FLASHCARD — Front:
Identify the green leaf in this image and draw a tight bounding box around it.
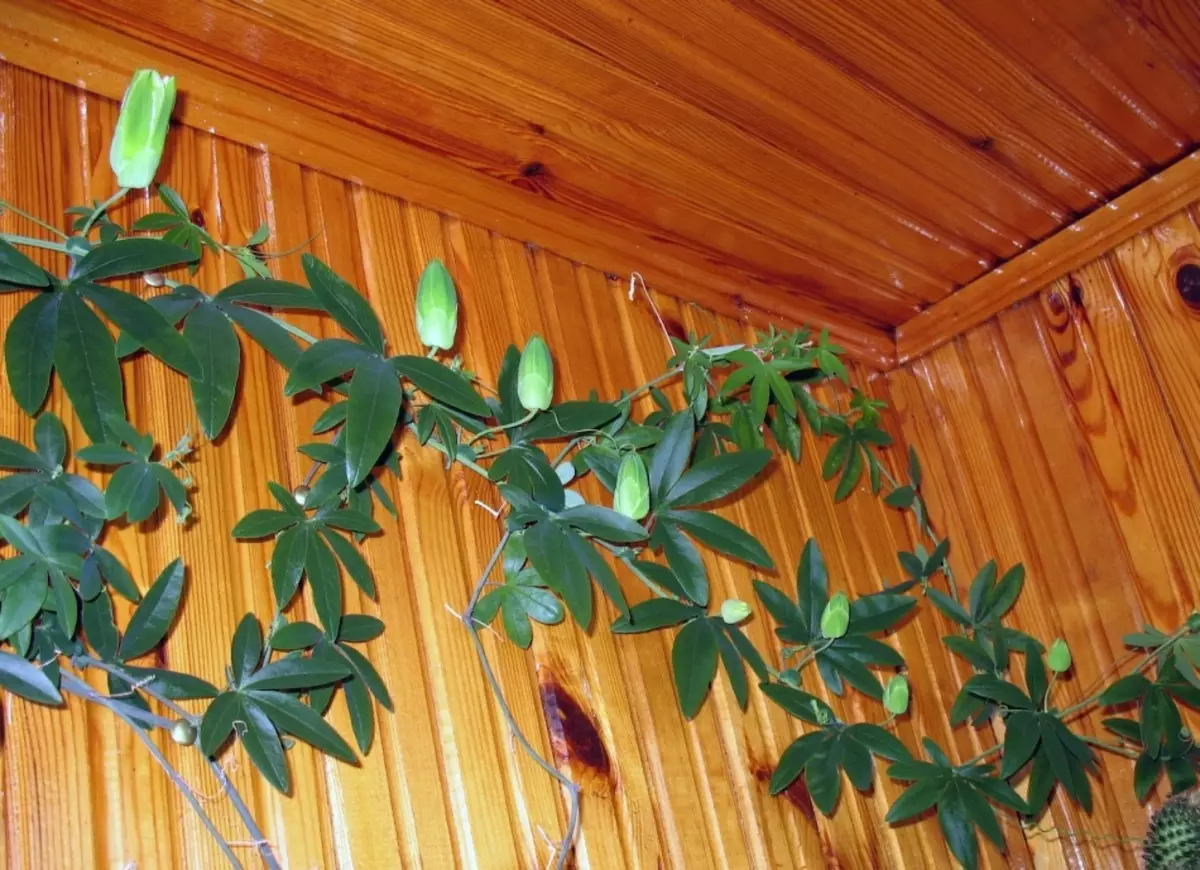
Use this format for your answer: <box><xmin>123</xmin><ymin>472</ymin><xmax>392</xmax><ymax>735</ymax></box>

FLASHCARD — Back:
<box><xmin>344</xmin><ymin>673</ymin><xmax>374</xmax><ymax>753</ymax></box>
<box><xmin>94</xmin><ymin>547</ymin><xmax>139</xmax><ymax>602</ymax></box>
<box><xmin>761</xmin><ymin>682</ymin><xmax>837</xmax><ymax>725</ymax></box>
<box><xmin>271</xmin><ymin>620</ymin><xmax>324</xmax><ymax>651</ymax></box>
<box><xmin>321</xmin><ymin>529</ymin><xmax>375</xmax><ymax>598</ymax></box>
<box><xmin>722</xmin><ymin>622</ymin><xmax>770</xmax><ymax>681</ymax></box>
<box><xmin>238</xmin><ymin>697</ymin><xmax>290</xmax><ymax>793</ymax></box>
<box><xmin>981</xmin><ymin>564</ymin><xmax>1024</xmax><ymax>621</ymax></box>
<box><xmin>713</xmin><ymin>625</ymin><xmax>748</xmax><ymax>709</ymax></box>
<box><xmin>120</xmin><ymin>559</ymin><xmax>185</xmax><ymax>659</ymax></box>
<box><xmin>833</xmin><ymin>445</ymin><xmax>864</xmax><ymax>501</ymax></box>
<box><xmin>672</xmin><ymin>617</ymin><xmax>719</xmax><ymax>718</ymax></box>
<box><xmin>285</xmin><ymin>339</ymin><xmax>371</xmax><ymax>396</ymax></box>
<box><xmin>848</xmin><ymin>723</ymin><xmax>911</xmax><ymax>762</ymax></box>
<box><xmin>182</xmin><ymin>302</ymin><xmax>241</xmax><ymax>439</ymax></box>
<box><xmin>520</xmin><ymin>401</ymin><xmax>620</xmax><ymax>440</ymax></box>
<box><xmin>556</xmin><ymin>504</ymin><xmax>647</xmax><ymax>543</ymax></box>
<box><xmin>567</xmin><ymin>535</ymin><xmax>628</xmax><ymax>617</ymax></box>
<box><xmin>243</xmin><ymin>654</ymin><xmax>350</xmax><ymax>691</ymax></box>
<box><xmin>1134</xmin><ymin>752</ymin><xmax>1162</xmax><ymax>802</ymax></box>
<box><xmin>885</xmin><ymin>777</ymin><xmax>946</xmax><ymax>824</ymax></box>
<box><xmin>664</xmin><ymin>449</ymin><xmax>771</xmax><ymax>508</ymax></box>
<box><xmin>0</xmin><ymin>435</ymin><xmax>49</xmax><ymax>472</ymax></box>
<box><xmin>927</xmin><ymin>588</ymin><xmax>972</xmax><ymax>627</ymax></box>
<box><xmin>666</xmin><ymin>510</ymin><xmax>774</xmax><ymax>569</ymax></box>
<box><xmin>216</xmin><ymin>277</ymin><xmax>324</xmax><ymax>310</ymax></box>
<box><xmin>55</xmin><ymin>291</ymin><xmax>125</xmax><ymax>443</ymax></box>
<box><xmin>306</xmin><ymin>535</ymin><xmax>343</xmax><ymax>638</ymax></box>
<box><xmin>0</xmin><ymin>648</ymin><xmax>61</xmax><ymax>705</ymax></box>
<box><xmin>338</xmin><ymin>614</ymin><xmax>385</xmax><ymax>643</ymax></box>
<box><xmin>230</xmin><ymin>614</ymin><xmax>263</xmax><ymax>685</ymax></box>
<box><xmin>232</xmin><ymin>509</ymin><xmax>298</xmax><ymax>539</ymax></box>
<box><xmin>312</xmin><ymin>401</ymin><xmax>349</xmax><ymax>434</ymax></box>
<box><xmin>610</xmin><ymin>598</ymin><xmax>699</xmax><ymax>633</ymax></box>
<box><xmin>796</xmin><ymin>538</ymin><xmax>828</xmax><ymax>633</ymax></box>
<box><xmin>6</xmin><ymin>292</ymin><xmax>59</xmax><ymax>416</ymax></box>
<box><xmin>525</xmin><ymin>521</ymin><xmax>591</xmax><ymax>628</ymax></box>
<box><xmin>49</xmin><ymin>567</ymin><xmax>77</xmax><ymax>638</ymax></box>
<box><xmin>321</xmin><ymin>509</ymin><xmax>380</xmax><ymax>535</ymax></box>
<box><xmin>770</xmin><ymin>732</ymin><xmax>825</xmax><ymax>794</ymax></box>
<box><xmin>339</xmin><ymin>643</ymin><xmax>392</xmax><ymax>710</ymax></box>
<box><xmin>937</xmin><ymin>785</ymin><xmax>979</xmax><ymax>870</ymax></box>
<box><xmin>967</xmin><ymin>561</ymin><xmax>996</xmax><ymax>623</ymax></box>
<box><xmin>222</xmin><ymin>303</ymin><xmax>303</xmax><ymax>370</ymax></box>
<box><xmin>344</xmin><ymin>356</ymin><xmax>401</xmax><ymax>487</ymax></box>
<box><xmin>806</xmin><ymin>747</ymin><xmax>843</xmax><ymax>816</ymax></box>
<box><xmin>390</xmin><ymin>355</ymin><xmax>489</xmax><ymax>418</ymax></box>
<box><xmin>654</xmin><ymin>520</ymin><xmax>709</xmax><ymax>606</ymax></box>
<box><xmin>78</xmin><ymin>282</ymin><xmax>201</xmax><ymax>378</ymax></box>
<box><xmin>1001</xmin><ymin>711</ymin><xmax>1041</xmax><ymax>777</ymax></box>
<box><xmin>302</xmin><ymin>254</ymin><xmax>384</xmax><ymax>352</ymax></box>
<box><xmin>82</xmin><ymin>590</ymin><xmax>119</xmax><ymax>660</ymax></box>
<box><xmin>943</xmin><ymin>635</ymin><xmax>995</xmax><ymax>671</ymax></box>
<box><xmin>0</xmin><ymin>239</ymin><xmax>49</xmax><ymax>286</ymax></box>
<box><xmin>73</xmin><ymin>238</ymin><xmax>198</xmax><ymax>281</ymax></box>
<box><xmin>33</xmin><ymin>414</ymin><xmax>66</xmax><ymax>469</ymax></box>
<box><xmin>1098</xmin><ymin>673</ymin><xmax>1151</xmax><ymax>707</ymax></box>
<box><xmin>963</xmin><ymin>674</ymin><xmax>1033</xmax><ymax>710</ymax></box>
<box><xmin>649</xmin><ymin>412</ymin><xmax>695</xmax><ymax>503</ymax></box>
<box><xmin>199</xmin><ymin>691</ymin><xmax>241</xmax><ymax>756</ymax></box>
<box><xmin>246</xmin><ymin>689</ymin><xmax>357</xmax><ymax>763</ymax></box>
<box><xmin>958</xmin><ymin>781</ymin><xmax>1005</xmax><ymax>851</ymax></box>
<box><xmin>848</xmin><ymin>592</ymin><xmax>915</xmax><ymax>635</ymax></box>
<box><xmin>0</xmin><ymin>570</ymin><xmax>47</xmax><ymax>643</ymax></box>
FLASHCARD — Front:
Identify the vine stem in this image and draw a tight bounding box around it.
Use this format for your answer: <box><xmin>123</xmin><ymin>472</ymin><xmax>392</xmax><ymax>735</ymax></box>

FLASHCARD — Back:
<box><xmin>461</xmin><ymin>531</ymin><xmax>582</xmax><ymax>869</ymax></box>
<box><xmin>0</xmin><ymin>233</ymin><xmax>69</xmax><ymax>253</ymax></box>
<box><xmin>0</xmin><ymin>199</ymin><xmax>68</xmax><ymax>238</ymax></box>
<box><xmin>58</xmin><ymin>671</ymin><xmax>245</xmax><ymax>870</ymax></box>
<box><xmin>74</xmin><ymin>656</ymin><xmax>283</xmax><ymax>870</ymax></box>
<box><xmin>80</xmin><ymin>188</ymin><xmax>129</xmax><ymax>236</ymax></box>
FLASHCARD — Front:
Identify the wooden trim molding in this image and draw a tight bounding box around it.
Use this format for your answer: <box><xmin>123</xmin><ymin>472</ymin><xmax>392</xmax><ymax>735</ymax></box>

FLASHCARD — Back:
<box><xmin>0</xmin><ymin>0</ymin><xmax>896</xmax><ymax>366</ymax></box>
<box><xmin>894</xmin><ymin>150</ymin><xmax>1200</xmax><ymax>365</ymax></box>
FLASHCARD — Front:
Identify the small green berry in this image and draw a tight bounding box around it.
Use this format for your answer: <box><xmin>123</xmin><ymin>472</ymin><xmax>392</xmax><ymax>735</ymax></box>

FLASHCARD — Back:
<box><xmin>170</xmin><ymin>720</ymin><xmax>197</xmax><ymax>746</ymax></box>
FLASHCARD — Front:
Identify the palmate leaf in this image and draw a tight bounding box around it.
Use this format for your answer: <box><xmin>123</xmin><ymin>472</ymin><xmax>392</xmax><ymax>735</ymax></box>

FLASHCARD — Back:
<box><xmin>119</xmin><ymin>558</ymin><xmax>185</xmax><ymax>660</ymax></box>
<box><xmin>72</xmin><ymin>238</ymin><xmax>199</xmax><ymax>282</ymax></box>
<box><xmin>344</xmin><ymin>356</ymin><xmax>401</xmax><ymax>487</ymax></box>
<box><xmin>390</xmin><ymin>355</ymin><xmax>490</xmax><ymax>418</ymax></box>
<box><xmin>5</xmin><ymin>292</ymin><xmax>59</xmax><ymax>416</ymax></box>
<box><xmin>78</xmin><ymin>282</ymin><xmax>201</xmax><ymax>378</ymax></box>
<box><xmin>672</xmin><ymin>617</ymin><xmax>719</xmax><ymax>718</ymax></box>
<box><xmin>183</xmin><ymin>301</ymin><xmax>241</xmax><ymax>439</ymax></box>
<box><xmin>649</xmin><ymin>412</ymin><xmax>694</xmax><ymax>504</ymax></box>
<box><xmin>0</xmin><ymin>238</ymin><xmax>49</xmax><ymax>286</ymax></box>
<box><xmin>55</xmin><ymin>290</ymin><xmax>126</xmax><ymax>444</ymax></box>
<box><xmin>302</xmin><ymin>254</ymin><xmax>385</xmax><ymax>353</ymax></box>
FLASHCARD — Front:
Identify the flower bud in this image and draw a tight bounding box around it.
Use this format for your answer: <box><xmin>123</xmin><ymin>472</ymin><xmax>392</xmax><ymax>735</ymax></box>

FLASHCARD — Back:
<box><xmin>292</xmin><ymin>485</ymin><xmax>310</xmax><ymax>507</ymax></box>
<box><xmin>517</xmin><ymin>335</ymin><xmax>554</xmax><ymax>412</ymax></box>
<box><xmin>415</xmin><ymin>259</ymin><xmax>458</xmax><ymax>350</ymax></box>
<box><xmin>883</xmin><ymin>674</ymin><xmax>910</xmax><ymax>715</ymax></box>
<box><xmin>109</xmin><ymin>69</ymin><xmax>176</xmax><ymax>190</ymax></box>
<box><xmin>612</xmin><ymin>452</ymin><xmax>649</xmax><ymax>521</ymax></box>
<box><xmin>820</xmin><ymin>592</ymin><xmax>850</xmax><ymax>639</ymax></box>
<box><xmin>170</xmin><ymin>719</ymin><xmax>197</xmax><ymax>746</ymax></box>
<box><xmin>1048</xmin><ymin>638</ymin><xmax>1072</xmax><ymax>674</ymax></box>
<box><xmin>720</xmin><ymin>599</ymin><xmax>752</xmax><ymax>625</ymax></box>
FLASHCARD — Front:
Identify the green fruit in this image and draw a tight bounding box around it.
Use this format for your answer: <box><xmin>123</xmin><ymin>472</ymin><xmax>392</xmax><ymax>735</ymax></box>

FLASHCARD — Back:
<box><xmin>414</xmin><ymin>259</ymin><xmax>458</xmax><ymax>350</ymax></box>
<box><xmin>170</xmin><ymin>719</ymin><xmax>197</xmax><ymax>746</ymax></box>
<box><xmin>1144</xmin><ymin>789</ymin><xmax>1200</xmax><ymax>870</ymax></box>
<box><xmin>883</xmin><ymin>674</ymin><xmax>910</xmax><ymax>715</ymax></box>
<box><xmin>1047</xmin><ymin>637</ymin><xmax>1072</xmax><ymax>674</ymax></box>
<box><xmin>820</xmin><ymin>592</ymin><xmax>850</xmax><ymax>639</ymax></box>
<box><xmin>517</xmin><ymin>335</ymin><xmax>554</xmax><ymax>412</ymax></box>
<box><xmin>612</xmin><ymin>452</ymin><xmax>649</xmax><ymax>521</ymax></box>
<box><xmin>109</xmin><ymin>69</ymin><xmax>176</xmax><ymax>189</ymax></box>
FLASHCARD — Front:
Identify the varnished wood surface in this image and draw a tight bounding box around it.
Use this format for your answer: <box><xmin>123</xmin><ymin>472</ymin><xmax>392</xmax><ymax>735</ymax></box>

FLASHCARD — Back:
<box><xmin>886</xmin><ymin>202</ymin><xmax>1200</xmax><ymax>869</ymax></box>
<box><xmin>4</xmin><ymin>0</ymin><xmax>1199</xmax><ymax>341</ymax></box>
<box><xmin>0</xmin><ymin>64</ymin><xmax>1191</xmax><ymax>870</ymax></box>
<box><xmin>895</xmin><ymin>151</ymin><xmax>1200</xmax><ymax>364</ymax></box>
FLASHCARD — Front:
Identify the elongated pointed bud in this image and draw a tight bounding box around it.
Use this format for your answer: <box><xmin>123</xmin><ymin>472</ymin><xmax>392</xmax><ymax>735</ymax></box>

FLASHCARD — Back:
<box><xmin>1048</xmin><ymin>638</ymin><xmax>1072</xmax><ymax>673</ymax></box>
<box><xmin>415</xmin><ymin>259</ymin><xmax>458</xmax><ymax>350</ymax></box>
<box><xmin>109</xmin><ymin>69</ymin><xmax>176</xmax><ymax>189</ymax></box>
<box><xmin>883</xmin><ymin>674</ymin><xmax>910</xmax><ymax>715</ymax></box>
<box><xmin>720</xmin><ymin>599</ymin><xmax>752</xmax><ymax>625</ymax></box>
<box><xmin>612</xmin><ymin>452</ymin><xmax>649</xmax><ymax>520</ymax></box>
<box><xmin>820</xmin><ymin>592</ymin><xmax>850</xmax><ymax>639</ymax></box>
<box><xmin>517</xmin><ymin>335</ymin><xmax>554</xmax><ymax>412</ymax></box>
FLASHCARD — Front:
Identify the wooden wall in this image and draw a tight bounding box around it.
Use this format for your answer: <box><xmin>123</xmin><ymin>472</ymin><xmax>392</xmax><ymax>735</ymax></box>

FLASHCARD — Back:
<box><xmin>884</xmin><ymin>202</ymin><xmax>1200</xmax><ymax>867</ymax></box>
<box><xmin>2</xmin><ymin>60</ymin><xmax>1194</xmax><ymax>870</ymax></box>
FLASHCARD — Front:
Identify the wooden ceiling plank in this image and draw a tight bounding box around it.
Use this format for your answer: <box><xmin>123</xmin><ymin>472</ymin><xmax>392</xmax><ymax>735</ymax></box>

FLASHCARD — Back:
<box><xmin>40</xmin><ymin>0</ymin><xmax>967</xmax><ymax>303</ymax></box>
<box><xmin>494</xmin><ymin>0</ymin><xmax>1023</xmax><ymax>269</ymax></box>
<box><xmin>895</xmin><ymin>151</ymin><xmax>1200</xmax><ymax>364</ymax></box>
<box><xmin>739</xmin><ymin>0</ymin><xmax>1146</xmax><ymax>210</ymax></box>
<box><xmin>0</xmin><ymin>0</ymin><xmax>896</xmax><ymax>365</ymax></box>
<box><xmin>941</xmin><ymin>0</ymin><xmax>1190</xmax><ymax>165</ymax></box>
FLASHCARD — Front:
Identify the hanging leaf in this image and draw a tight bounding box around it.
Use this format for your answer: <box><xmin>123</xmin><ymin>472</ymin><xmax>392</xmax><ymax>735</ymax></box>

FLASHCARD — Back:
<box><xmin>0</xmin><ymin>239</ymin><xmax>49</xmax><ymax>286</ymax></box>
<box><xmin>222</xmin><ymin>303</ymin><xmax>303</xmax><ymax>370</ymax></box>
<box><xmin>665</xmin><ymin>510</ymin><xmax>774</xmax><ymax>569</ymax></box>
<box><xmin>78</xmin><ymin>282</ymin><xmax>201</xmax><ymax>377</ymax></box>
<box><xmin>54</xmin><ymin>291</ymin><xmax>125</xmax><ymax>443</ymax></box>
<box><xmin>0</xmin><ymin>649</ymin><xmax>62</xmax><ymax>705</ymax></box>
<box><xmin>665</xmin><ymin>449</ymin><xmax>771</xmax><ymax>508</ymax></box>
<box><xmin>649</xmin><ymin>412</ymin><xmax>694</xmax><ymax>503</ymax></box>
<box><xmin>246</xmin><ymin>689</ymin><xmax>357</xmax><ymax>763</ymax></box>
<box><xmin>653</xmin><ymin>520</ymin><xmax>709</xmax><ymax>606</ymax></box>
<box><xmin>306</xmin><ymin>535</ymin><xmax>343</xmax><ymax>638</ymax></box>
<box><xmin>301</xmin><ymin>255</ymin><xmax>384</xmax><ymax>351</ymax></box>
<box><xmin>284</xmin><ymin>339</ymin><xmax>372</xmax><ymax>397</ymax></box>
<box><xmin>215</xmin><ymin>277</ymin><xmax>324</xmax><ymax>310</ymax></box>
<box><xmin>344</xmin><ymin>356</ymin><xmax>401</xmax><ymax>487</ymax></box>
<box><xmin>238</xmin><ymin>697</ymin><xmax>291</xmax><ymax>793</ymax></box>
<box><xmin>5</xmin><ymin>292</ymin><xmax>59</xmax><ymax>416</ymax></box>
<box><xmin>390</xmin><ymin>356</ymin><xmax>490</xmax><ymax>418</ymax></box>
<box><xmin>119</xmin><ymin>558</ymin><xmax>185</xmax><ymax>659</ymax></box>
<box><xmin>72</xmin><ymin>238</ymin><xmax>198</xmax><ymax>281</ymax></box>
<box><xmin>672</xmin><ymin>617</ymin><xmax>719</xmax><ymax>718</ymax></box>
<box><xmin>184</xmin><ymin>302</ymin><xmax>241</xmax><ymax>439</ymax></box>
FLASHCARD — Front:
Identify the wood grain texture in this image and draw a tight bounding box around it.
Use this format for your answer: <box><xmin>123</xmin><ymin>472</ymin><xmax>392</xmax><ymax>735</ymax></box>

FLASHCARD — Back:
<box><xmin>3</xmin><ymin>0</ymin><xmax>1199</xmax><ymax>341</ymax></box>
<box><xmin>886</xmin><ymin>200</ymin><xmax>1200</xmax><ymax>868</ymax></box>
<box><xmin>896</xmin><ymin>151</ymin><xmax>1200</xmax><ymax>364</ymax></box>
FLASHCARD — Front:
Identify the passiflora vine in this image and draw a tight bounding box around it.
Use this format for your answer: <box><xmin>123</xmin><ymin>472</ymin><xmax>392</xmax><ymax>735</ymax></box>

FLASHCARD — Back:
<box><xmin>0</xmin><ymin>68</ymin><xmax>1196</xmax><ymax>870</ymax></box>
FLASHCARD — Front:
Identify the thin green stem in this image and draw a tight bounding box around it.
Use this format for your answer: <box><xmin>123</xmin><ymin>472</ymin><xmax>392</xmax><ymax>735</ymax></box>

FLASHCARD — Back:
<box><xmin>1058</xmin><ymin>627</ymin><xmax>1190</xmax><ymax>723</ymax></box>
<box><xmin>467</xmin><ymin>408</ymin><xmax>536</xmax><ymax>446</ymax></box>
<box><xmin>1079</xmin><ymin>735</ymin><xmax>1140</xmax><ymax>760</ymax></box>
<box><xmin>960</xmin><ymin>743</ymin><xmax>1003</xmax><ymax>768</ymax></box>
<box><xmin>80</xmin><ymin>188</ymin><xmax>129</xmax><ymax>236</ymax></box>
<box><xmin>0</xmin><ymin>199</ymin><xmax>68</xmax><ymax>238</ymax></box>
<box><xmin>59</xmin><ymin>671</ymin><xmax>245</xmax><ymax>870</ymax></box>
<box><xmin>461</xmin><ymin>532</ymin><xmax>581</xmax><ymax>869</ymax></box>
<box><xmin>0</xmin><ymin>233</ymin><xmax>68</xmax><ymax>253</ymax></box>
<box><xmin>615</xmin><ymin>365</ymin><xmax>683</xmax><ymax>406</ymax></box>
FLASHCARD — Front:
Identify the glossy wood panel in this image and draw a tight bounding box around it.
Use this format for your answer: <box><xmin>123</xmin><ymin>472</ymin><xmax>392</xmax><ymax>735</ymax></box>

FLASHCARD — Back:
<box><xmin>885</xmin><ymin>201</ymin><xmax>1200</xmax><ymax>868</ymax></box>
<box><xmin>4</xmin><ymin>0</ymin><xmax>1198</xmax><ymax>337</ymax></box>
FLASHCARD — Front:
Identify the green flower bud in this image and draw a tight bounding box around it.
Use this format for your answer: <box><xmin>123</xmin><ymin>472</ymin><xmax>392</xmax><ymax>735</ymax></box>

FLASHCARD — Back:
<box><xmin>517</xmin><ymin>335</ymin><xmax>554</xmax><ymax>412</ymax></box>
<box><xmin>1048</xmin><ymin>637</ymin><xmax>1072</xmax><ymax>673</ymax></box>
<box><xmin>720</xmin><ymin>599</ymin><xmax>752</xmax><ymax>625</ymax></box>
<box><xmin>883</xmin><ymin>674</ymin><xmax>910</xmax><ymax>716</ymax></box>
<box><xmin>612</xmin><ymin>452</ymin><xmax>649</xmax><ymax>520</ymax></box>
<box><xmin>820</xmin><ymin>592</ymin><xmax>850</xmax><ymax>639</ymax></box>
<box><xmin>415</xmin><ymin>259</ymin><xmax>458</xmax><ymax>350</ymax></box>
<box><xmin>170</xmin><ymin>719</ymin><xmax>197</xmax><ymax>746</ymax></box>
<box><xmin>109</xmin><ymin>69</ymin><xmax>176</xmax><ymax>190</ymax></box>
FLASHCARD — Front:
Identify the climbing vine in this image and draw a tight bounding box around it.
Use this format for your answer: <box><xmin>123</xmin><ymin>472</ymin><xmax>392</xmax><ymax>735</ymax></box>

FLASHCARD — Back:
<box><xmin>0</xmin><ymin>68</ymin><xmax>1196</xmax><ymax>869</ymax></box>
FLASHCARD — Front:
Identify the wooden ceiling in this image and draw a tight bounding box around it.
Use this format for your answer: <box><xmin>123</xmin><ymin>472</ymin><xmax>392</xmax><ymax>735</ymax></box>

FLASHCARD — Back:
<box><xmin>9</xmin><ymin>0</ymin><xmax>1200</xmax><ymax>360</ymax></box>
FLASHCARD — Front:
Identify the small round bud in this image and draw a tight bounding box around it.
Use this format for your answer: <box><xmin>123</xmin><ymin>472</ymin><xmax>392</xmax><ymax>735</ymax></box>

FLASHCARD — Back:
<box><xmin>170</xmin><ymin>719</ymin><xmax>197</xmax><ymax>746</ymax></box>
<box><xmin>1048</xmin><ymin>637</ymin><xmax>1072</xmax><ymax>674</ymax></box>
<box><xmin>883</xmin><ymin>674</ymin><xmax>910</xmax><ymax>716</ymax></box>
<box><xmin>144</xmin><ymin>271</ymin><xmax>165</xmax><ymax>287</ymax></box>
<box><xmin>720</xmin><ymin>599</ymin><xmax>752</xmax><ymax>625</ymax></box>
<box><xmin>820</xmin><ymin>592</ymin><xmax>850</xmax><ymax>640</ymax></box>
<box><xmin>293</xmin><ymin>485</ymin><xmax>310</xmax><ymax>507</ymax></box>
